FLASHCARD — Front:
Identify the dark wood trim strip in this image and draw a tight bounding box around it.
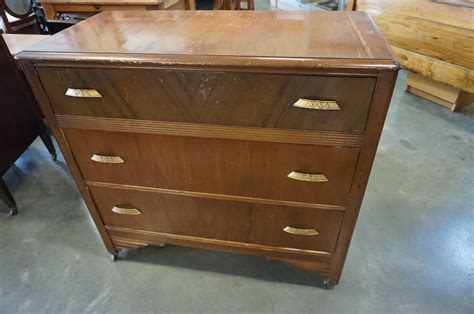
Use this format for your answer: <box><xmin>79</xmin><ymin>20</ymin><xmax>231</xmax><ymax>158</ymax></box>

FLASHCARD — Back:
<box><xmin>84</xmin><ymin>181</ymin><xmax>347</xmax><ymax>211</ymax></box>
<box><xmin>31</xmin><ymin>61</ymin><xmax>380</xmax><ymax>77</ymax></box>
<box><xmin>328</xmin><ymin>71</ymin><xmax>399</xmax><ymax>284</ymax></box>
<box><xmin>20</xmin><ymin>61</ymin><xmax>118</xmax><ymax>256</ymax></box>
<box><xmin>106</xmin><ymin>226</ymin><xmax>335</xmax><ymax>261</ymax></box>
<box><xmin>16</xmin><ymin>52</ymin><xmax>400</xmax><ymax>72</ymax></box>
<box><xmin>56</xmin><ymin>115</ymin><xmax>364</xmax><ymax>147</ymax></box>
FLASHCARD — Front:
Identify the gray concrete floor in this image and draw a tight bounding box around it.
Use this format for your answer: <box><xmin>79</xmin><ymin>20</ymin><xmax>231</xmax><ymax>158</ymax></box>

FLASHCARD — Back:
<box><xmin>0</xmin><ymin>71</ymin><xmax>473</xmax><ymax>313</ymax></box>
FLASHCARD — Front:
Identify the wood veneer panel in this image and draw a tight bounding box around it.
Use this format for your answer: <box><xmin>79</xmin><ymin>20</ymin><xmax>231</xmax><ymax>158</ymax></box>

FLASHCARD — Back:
<box><xmin>64</xmin><ymin>129</ymin><xmax>359</xmax><ymax>206</ymax></box>
<box><xmin>90</xmin><ymin>185</ymin><xmax>344</xmax><ymax>253</ymax></box>
<box><xmin>38</xmin><ymin>67</ymin><xmax>376</xmax><ymax>133</ymax></box>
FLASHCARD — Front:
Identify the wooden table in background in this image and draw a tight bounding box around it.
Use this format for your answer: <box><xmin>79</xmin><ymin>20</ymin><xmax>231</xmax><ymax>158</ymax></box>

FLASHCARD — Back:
<box><xmin>38</xmin><ymin>0</ymin><xmax>195</xmax><ymax>20</ymax></box>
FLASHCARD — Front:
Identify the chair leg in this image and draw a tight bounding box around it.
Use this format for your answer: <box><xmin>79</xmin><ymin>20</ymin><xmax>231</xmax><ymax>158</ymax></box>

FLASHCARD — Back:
<box><xmin>0</xmin><ymin>178</ymin><xmax>17</xmax><ymax>216</ymax></box>
<box><xmin>248</xmin><ymin>0</ymin><xmax>254</xmax><ymax>10</ymax></box>
<box><xmin>39</xmin><ymin>128</ymin><xmax>57</xmax><ymax>161</ymax></box>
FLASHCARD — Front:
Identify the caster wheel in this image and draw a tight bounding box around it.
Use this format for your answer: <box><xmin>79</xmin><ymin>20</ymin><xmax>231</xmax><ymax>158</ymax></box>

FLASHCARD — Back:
<box><xmin>111</xmin><ymin>254</ymin><xmax>118</xmax><ymax>261</ymax></box>
<box><xmin>52</xmin><ymin>153</ymin><xmax>57</xmax><ymax>162</ymax></box>
<box><xmin>322</xmin><ymin>280</ymin><xmax>334</xmax><ymax>289</ymax></box>
<box><xmin>9</xmin><ymin>207</ymin><xmax>18</xmax><ymax>216</ymax></box>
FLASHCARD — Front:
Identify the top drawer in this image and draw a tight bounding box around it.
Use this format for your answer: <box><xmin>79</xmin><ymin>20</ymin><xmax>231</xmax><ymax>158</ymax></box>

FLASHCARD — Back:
<box><xmin>37</xmin><ymin>67</ymin><xmax>375</xmax><ymax>134</ymax></box>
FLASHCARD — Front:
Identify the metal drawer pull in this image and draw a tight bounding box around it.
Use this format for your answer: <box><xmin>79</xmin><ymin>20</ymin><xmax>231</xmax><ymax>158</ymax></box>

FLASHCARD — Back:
<box><xmin>293</xmin><ymin>98</ymin><xmax>340</xmax><ymax>110</ymax></box>
<box><xmin>283</xmin><ymin>226</ymin><xmax>319</xmax><ymax>236</ymax></box>
<box><xmin>112</xmin><ymin>206</ymin><xmax>141</xmax><ymax>216</ymax></box>
<box><xmin>65</xmin><ymin>88</ymin><xmax>102</xmax><ymax>98</ymax></box>
<box><xmin>287</xmin><ymin>171</ymin><xmax>328</xmax><ymax>183</ymax></box>
<box><xmin>91</xmin><ymin>154</ymin><xmax>124</xmax><ymax>164</ymax></box>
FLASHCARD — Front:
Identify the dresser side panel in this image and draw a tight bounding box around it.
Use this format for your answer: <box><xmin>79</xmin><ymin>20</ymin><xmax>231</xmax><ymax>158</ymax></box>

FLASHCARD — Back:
<box><xmin>329</xmin><ymin>70</ymin><xmax>399</xmax><ymax>284</ymax></box>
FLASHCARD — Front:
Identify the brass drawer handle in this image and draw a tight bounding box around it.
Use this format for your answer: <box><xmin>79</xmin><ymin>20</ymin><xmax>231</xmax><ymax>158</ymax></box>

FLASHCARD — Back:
<box><xmin>112</xmin><ymin>206</ymin><xmax>141</xmax><ymax>216</ymax></box>
<box><xmin>293</xmin><ymin>98</ymin><xmax>341</xmax><ymax>110</ymax></box>
<box><xmin>283</xmin><ymin>226</ymin><xmax>319</xmax><ymax>236</ymax></box>
<box><xmin>287</xmin><ymin>171</ymin><xmax>328</xmax><ymax>183</ymax></box>
<box><xmin>91</xmin><ymin>154</ymin><xmax>124</xmax><ymax>164</ymax></box>
<box><xmin>65</xmin><ymin>88</ymin><xmax>102</xmax><ymax>98</ymax></box>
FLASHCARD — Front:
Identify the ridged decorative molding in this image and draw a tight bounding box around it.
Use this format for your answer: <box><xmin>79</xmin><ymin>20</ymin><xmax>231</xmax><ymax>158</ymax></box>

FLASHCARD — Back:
<box><xmin>56</xmin><ymin>115</ymin><xmax>364</xmax><ymax>147</ymax></box>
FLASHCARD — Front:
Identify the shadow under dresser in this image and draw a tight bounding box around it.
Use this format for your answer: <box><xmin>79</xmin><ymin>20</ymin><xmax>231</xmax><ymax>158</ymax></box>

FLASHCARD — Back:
<box><xmin>18</xmin><ymin>10</ymin><xmax>399</xmax><ymax>287</ymax></box>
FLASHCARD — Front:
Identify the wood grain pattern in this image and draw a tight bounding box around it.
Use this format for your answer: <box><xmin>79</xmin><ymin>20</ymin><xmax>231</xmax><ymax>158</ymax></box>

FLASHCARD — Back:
<box><xmin>64</xmin><ymin>129</ymin><xmax>360</xmax><ymax>206</ymax></box>
<box><xmin>367</xmin><ymin>13</ymin><xmax>473</xmax><ymax>70</ymax></box>
<box><xmin>19</xmin><ymin>11</ymin><xmax>399</xmax><ymax>285</ymax></box>
<box><xmin>90</xmin><ymin>185</ymin><xmax>344</xmax><ymax>253</ymax></box>
<box><xmin>38</xmin><ymin>67</ymin><xmax>376</xmax><ymax>133</ymax></box>
<box><xmin>18</xmin><ymin>11</ymin><xmax>397</xmax><ymax>62</ymax></box>
<box><xmin>392</xmin><ymin>46</ymin><xmax>474</xmax><ymax>93</ymax></box>
<box><xmin>357</xmin><ymin>0</ymin><xmax>473</xmax><ymax>29</ymax></box>
<box><xmin>356</xmin><ymin>0</ymin><xmax>473</xmax><ymax>93</ymax></box>
<box><xmin>56</xmin><ymin>115</ymin><xmax>365</xmax><ymax>147</ymax></box>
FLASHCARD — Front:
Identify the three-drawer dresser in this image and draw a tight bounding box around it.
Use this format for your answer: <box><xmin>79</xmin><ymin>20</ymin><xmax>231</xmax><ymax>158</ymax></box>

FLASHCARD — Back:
<box><xmin>19</xmin><ymin>10</ymin><xmax>399</xmax><ymax>286</ymax></box>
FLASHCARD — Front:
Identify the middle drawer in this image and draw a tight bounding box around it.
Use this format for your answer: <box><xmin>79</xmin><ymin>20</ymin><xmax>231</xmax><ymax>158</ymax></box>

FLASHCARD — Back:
<box><xmin>64</xmin><ymin>129</ymin><xmax>359</xmax><ymax>206</ymax></box>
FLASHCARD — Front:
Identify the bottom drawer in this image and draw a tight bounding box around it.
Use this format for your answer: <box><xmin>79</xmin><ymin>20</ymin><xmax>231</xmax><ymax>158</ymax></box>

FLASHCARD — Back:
<box><xmin>89</xmin><ymin>186</ymin><xmax>344</xmax><ymax>254</ymax></box>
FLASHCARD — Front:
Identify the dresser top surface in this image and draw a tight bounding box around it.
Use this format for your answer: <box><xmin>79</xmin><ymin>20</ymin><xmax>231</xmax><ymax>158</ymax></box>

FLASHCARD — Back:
<box><xmin>19</xmin><ymin>11</ymin><xmax>397</xmax><ymax>68</ymax></box>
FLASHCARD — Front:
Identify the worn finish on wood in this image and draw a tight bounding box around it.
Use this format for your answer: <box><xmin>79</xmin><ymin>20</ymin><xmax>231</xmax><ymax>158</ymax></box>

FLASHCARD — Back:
<box><xmin>19</xmin><ymin>11</ymin><xmax>397</xmax><ymax>62</ymax></box>
<box><xmin>19</xmin><ymin>11</ymin><xmax>398</xmax><ymax>286</ymax></box>
<box><xmin>38</xmin><ymin>67</ymin><xmax>376</xmax><ymax>133</ymax></box>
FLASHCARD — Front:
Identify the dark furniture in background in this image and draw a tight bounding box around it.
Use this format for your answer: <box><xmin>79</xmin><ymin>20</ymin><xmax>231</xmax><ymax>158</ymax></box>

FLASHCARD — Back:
<box><xmin>0</xmin><ymin>0</ymin><xmax>77</xmax><ymax>34</ymax></box>
<box><xmin>19</xmin><ymin>11</ymin><xmax>399</xmax><ymax>286</ymax></box>
<box><xmin>0</xmin><ymin>33</ymin><xmax>56</xmax><ymax>215</ymax></box>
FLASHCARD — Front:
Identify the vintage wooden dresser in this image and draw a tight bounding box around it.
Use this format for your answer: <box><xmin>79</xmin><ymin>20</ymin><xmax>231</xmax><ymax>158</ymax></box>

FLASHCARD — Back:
<box><xmin>18</xmin><ymin>10</ymin><xmax>399</xmax><ymax>286</ymax></box>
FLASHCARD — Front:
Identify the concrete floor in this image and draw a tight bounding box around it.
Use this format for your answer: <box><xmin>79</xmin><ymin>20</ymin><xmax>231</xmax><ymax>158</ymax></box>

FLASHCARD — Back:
<box><xmin>0</xmin><ymin>71</ymin><xmax>473</xmax><ymax>313</ymax></box>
